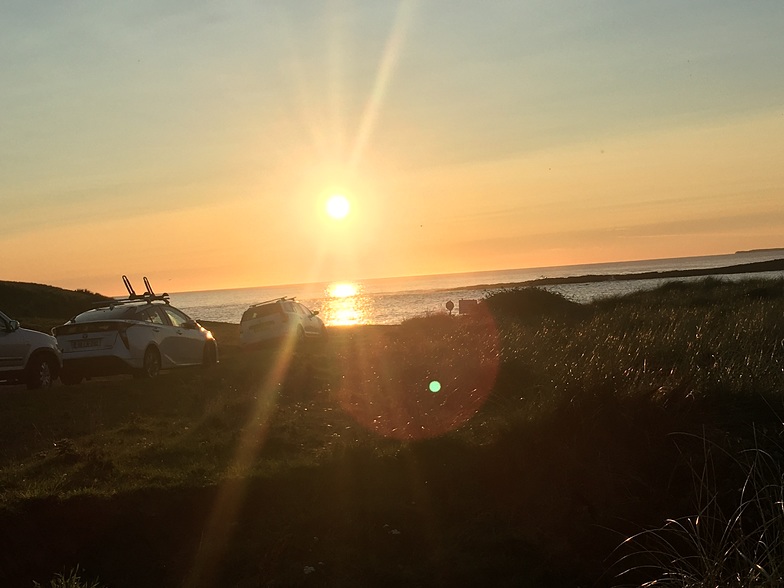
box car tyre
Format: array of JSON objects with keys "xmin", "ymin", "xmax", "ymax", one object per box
[
  {"xmin": 135, "ymin": 346, "xmax": 161, "ymax": 379},
  {"xmin": 26, "ymin": 353, "xmax": 56, "ymax": 390}
]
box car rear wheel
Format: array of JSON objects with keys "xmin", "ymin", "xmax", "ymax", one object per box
[
  {"xmin": 134, "ymin": 346, "xmax": 161, "ymax": 379},
  {"xmin": 26, "ymin": 353, "xmax": 55, "ymax": 389}
]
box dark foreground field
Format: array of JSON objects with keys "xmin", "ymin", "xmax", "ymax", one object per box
[{"xmin": 2, "ymin": 278, "xmax": 784, "ymax": 587}]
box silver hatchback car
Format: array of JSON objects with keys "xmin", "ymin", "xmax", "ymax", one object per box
[{"xmin": 239, "ymin": 297, "xmax": 325, "ymax": 347}]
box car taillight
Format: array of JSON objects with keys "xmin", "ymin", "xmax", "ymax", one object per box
[{"xmin": 117, "ymin": 325, "xmax": 131, "ymax": 349}]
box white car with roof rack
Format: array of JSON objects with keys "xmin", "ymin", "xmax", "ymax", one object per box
[
  {"xmin": 0, "ymin": 310, "xmax": 62, "ymax": 389},
  {"xmin": 53, "ymin": 276, "xmax": 218, "ymax": 384},
  {"xmin": 239, "ymin": 297, "xmax": 325, "ymax": 347}
]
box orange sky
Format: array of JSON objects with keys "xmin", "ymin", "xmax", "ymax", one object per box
[{"xmin": 3, "ymin": 2, "xmax": 783, "ymax": 295}]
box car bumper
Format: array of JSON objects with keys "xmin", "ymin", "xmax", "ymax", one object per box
[{"xmin": 61, "ymin": 355, "xmax": 138, "ymax": 376}]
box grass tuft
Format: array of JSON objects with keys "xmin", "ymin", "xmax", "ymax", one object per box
[
  {"xmin": 614, "ymin": 434, "xmax": 784, "ymax": 587},
  {"xmin": 34, "ymin": 565, "xmax": 104, "ymax": 588}
]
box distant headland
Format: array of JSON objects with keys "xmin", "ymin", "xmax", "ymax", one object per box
[
  {"xmin": 735, "ymin": 247, "xmax": 784, "ymax": 254},
  {"xmin": 450, "ymin": 257, "xmax": 784, "ymax": 292}
]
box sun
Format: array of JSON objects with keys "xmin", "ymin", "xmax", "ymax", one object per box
[{"xmin": 326, "ymin": 194, "xmax": 351, "ymax": 220}]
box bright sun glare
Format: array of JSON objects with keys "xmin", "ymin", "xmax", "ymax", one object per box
[
  {"xmin": 329, "ymin": 282, "xmax": 358, "ymax": 298},
  {"xmin": 326, "ymin": 194, "xmax": 351, "ymax": 219}
]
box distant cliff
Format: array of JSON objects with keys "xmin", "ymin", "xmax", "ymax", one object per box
[
  {"xmin": 525, "ymin": 258, "xmax": 784, "ymax": 286},
  {"xmin": 448, "ymin": 258, "xmax": 784, "ymax": 292},
  {"xmin": 735, "ymin": 247, "xmax": 784, "ymax": 254}
]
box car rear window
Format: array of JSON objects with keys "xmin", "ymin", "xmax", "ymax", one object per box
[
  {"xmin": 241, "ymin": 303, "xmax": 281, "ymax": 322},
  {"xmin": 73, "ymin": 305, "xmax": 137, "ymax": 322}
]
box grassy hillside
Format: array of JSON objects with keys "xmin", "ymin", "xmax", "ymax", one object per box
[
  {"xmin": 1, "ymin": 278, "xmax": 784, "ymax": 587},
  {"xmin": 0, "ymin": 281, "xmax": 111, "ymax": 331}
]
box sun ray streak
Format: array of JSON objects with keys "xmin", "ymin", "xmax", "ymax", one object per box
[
  {"xmin": 328, "ymin": 0, "xmax": 348, "ymax": 156},
  {"xmin": 272, "ymin": 5, "xmax": 331, "ymax": 158},
  {"xmin": 348, "ymin": 0, "xmax": 416, "ymax": 170},
  {"xmin": 184, "ymin": 336, "xmax": 300, "ymax": 588}
]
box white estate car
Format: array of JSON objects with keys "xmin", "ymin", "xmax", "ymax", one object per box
[
  {"xmin": 239, "ymin": 297, "xmax": 325, "ymax": 347},
  {"xmin": 0, "ymin": 310, "xmax": 62, "ymax": 389},
  {"xmin": 53, "ymin": 292, "xmax": 218, "ymax": 384}
]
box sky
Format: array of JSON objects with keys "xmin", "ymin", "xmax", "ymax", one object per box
[{"xmin": 3, "ymin": 1, "xmax": 784, "ymax": 295}]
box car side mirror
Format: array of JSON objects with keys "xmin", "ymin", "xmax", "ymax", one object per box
[
  {"xmin": 8, "ymin": 320, "xmax": 20, "ymax": 332},
  {"xmin": 183, "ymin": 320, "xmax": 198, "ymax": 330},
  {"xmin": 312, "ymin": 310, "xmax": 319, "ymax": 316}
]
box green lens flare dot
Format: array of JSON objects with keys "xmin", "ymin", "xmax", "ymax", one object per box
[{"xmin": 429, "ymin": 381, "xmax": 442, "ymax": 393}]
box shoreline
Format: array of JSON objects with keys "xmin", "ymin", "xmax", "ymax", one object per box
[
  {"xmin": 446, "ymin": 257, "xmax": 784, "ymax": 292},
  {"xmin": 199, "ymin": 258, "xmax": 784, "ymax": 329}
]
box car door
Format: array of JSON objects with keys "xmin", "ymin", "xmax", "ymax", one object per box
[
  {"xmin": 0, "ymin": 313, "xmax": 28, "ymax": 372},
  {"xmin": 162, "ymin": 307, "xmax": 204, "ymax": 365}
]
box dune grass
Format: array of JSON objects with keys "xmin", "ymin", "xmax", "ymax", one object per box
[
  {"xmin": 33, "ymin": 565, "xmax": 105, "ymax": 588},
  {"xmin": 613, "ymin": 437, "xmax": 784, "ymax": 587},
  {"xmin": 2, "ymin": 277, "xmax": 784, "ymax": 587}
]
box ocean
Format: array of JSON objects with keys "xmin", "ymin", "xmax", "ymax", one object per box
[{"xmin": 170, "ymin": 251, "xmax": 784, "ymax": 326}]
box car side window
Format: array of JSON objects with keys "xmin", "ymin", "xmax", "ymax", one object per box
[
  {"xmin": 282, "ymin": 301, "xmax": 295, "ymax": 313},
  {"xmin": 138, "ymin": 307, "xmax": 164, "ymax": 325},
  {"xmin": 163, "ymin": 307, "xmax": 190, "ymax": 328},
  {"xmin": 297, "ymin": 304, "xmax": 309, "ymax": 316}
]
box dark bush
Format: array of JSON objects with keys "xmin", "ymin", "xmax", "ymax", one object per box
[
  {"xmin": 0, "ymin": 280, "xmax": 111, "ymax": 320},
  {"xmin": 482, "ymin": 287, "xmax": 590, "ymax": 323}
]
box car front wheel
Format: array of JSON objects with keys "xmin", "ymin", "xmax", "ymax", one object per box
[
  {"xmin": 26, "ymin": 353, "xmax": 56, "ymax": 389},
  {"xmin": 135, "ymin": 346, "xmax": 161, "ymax": 379}
]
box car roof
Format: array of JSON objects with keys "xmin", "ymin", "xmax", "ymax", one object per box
[
  {"xmin": 72, "ymin": 301, "xmax": 171, "ymax": 322},
  {"xmin": 249, "ymin": 297, "xmax": 294, "ymax": 308}
]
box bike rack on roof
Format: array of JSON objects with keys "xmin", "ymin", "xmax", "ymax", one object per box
[
  {"xmin": 249, "ymin": 296, "xmax": 294, "ymax": 308},
  {"xmin": 96, "ymin": 275, "xmax": 171, "ymax": 309}
]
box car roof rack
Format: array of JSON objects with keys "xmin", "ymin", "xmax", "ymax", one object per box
[
  {"xmin": 93, "ymin": 276, "xmax": 171, "ymax": 309},
  {"xmin": 249, "ymin": 296, "xmax": 294, "ymax": 308}
]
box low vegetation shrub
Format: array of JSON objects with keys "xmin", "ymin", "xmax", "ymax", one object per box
[{"xmin": 482, "ymin": 286, "xmax": 590, "ymax": 323}]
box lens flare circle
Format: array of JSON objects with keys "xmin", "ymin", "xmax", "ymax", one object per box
[{"xmin": 335, "ymin": 309, "xmax": 500, "ymax": 441}]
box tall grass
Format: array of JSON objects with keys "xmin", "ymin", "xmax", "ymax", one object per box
[
  {"xmin": 614, "ymin": 436, "xmax": 784, "ymax": 587},
  {"xmin": 479, "ymin": 280, "xmax": 784, "ymax": 585},
  {"xmin": 483, "ymin": 279, "xmax": 784, "ymax": 414},
  {"xmin": 34, "ymin": 566, "xmax": 104, "ymax": 588}
]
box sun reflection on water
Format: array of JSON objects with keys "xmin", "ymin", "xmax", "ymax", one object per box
[{"xmin": 322, "ymin": 282, "xmax": 370, "ymax": 326}]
